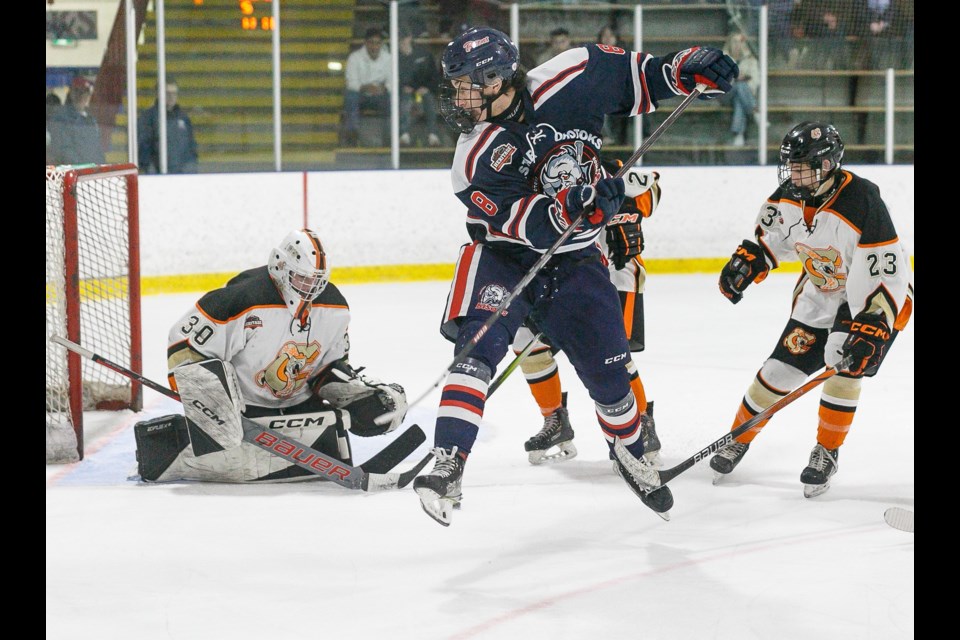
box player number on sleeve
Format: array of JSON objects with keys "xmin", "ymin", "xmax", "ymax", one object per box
[
  {"xmin": 867, "ymin": 252, "xmax": 898, "ymax": 277},
  {"xmin": 179, "ymin": 315, "xmax": 215, "ymax": 345},
  {"xmin": 759, "ymin": 205, "xmax": 778, "ymax": 227},
  {"xmin": 470, "ymin": 190, "xmax": 499, "ymax": 217}
]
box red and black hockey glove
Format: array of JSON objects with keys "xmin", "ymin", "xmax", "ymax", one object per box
[
  {"xmin": 555, "ymin": 177, "xmax": 626, "ymax": 231},
  {"xmin": 840, "ymin": 312, "xmax": 891, "ymax": 377},
  {"xmin": 669, "ymin": 46, "xmax": 739, "ymax": 99},
  {"xmin": 718, "ymin": 239, "xmax": 769, "ymax": 304}
]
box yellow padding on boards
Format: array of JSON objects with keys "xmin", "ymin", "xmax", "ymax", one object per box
[{"xmin": 139, "ymin": 257, "xmax": 915, "ymax": 296}]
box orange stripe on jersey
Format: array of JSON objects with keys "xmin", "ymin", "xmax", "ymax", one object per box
[
  {"xmin": 859, "ymin": 237, "xmax": 900, "ymax": 249},
  {"xmin": 894, "ymin": 295, "xmax": 913, "ymax": 331}
]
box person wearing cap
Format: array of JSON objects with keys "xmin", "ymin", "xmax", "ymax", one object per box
[
  {"xmin": 138, "ymin": 78, "xmax": 199, "ymax": 174},
  {"xmin": 47, "ymin": 76, "xmax": 106, "ymax": 166}
]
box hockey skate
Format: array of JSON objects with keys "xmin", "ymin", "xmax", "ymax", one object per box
[
  {"xmin": 800, "ymin": 443, "xmax": 839, "ymax": 498},
  {"xmin": 524, "ymin": 392, "xmax": 577, "ymax": 465},
  {"xmin": 709, "ymin": 440, "xmax": 750, "ymax": 485},
  {"xmin": 639, "ymin": 401, "xmax": 662, "ymax": 468},
  {"xmin": 612, "ymin": 437, "xmax": 673, "ymax": 520},
  {"xmin": 413, "ymin": 446, "xmax": 465, "ymax": 527}
]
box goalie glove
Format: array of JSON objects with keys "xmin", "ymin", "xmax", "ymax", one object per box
[{"xmin": 312, "ymin": 360, "xmax": 408, "ymax": 436}]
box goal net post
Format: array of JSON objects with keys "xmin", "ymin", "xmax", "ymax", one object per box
[{"xmin": 46, "ymin": 163, "xmax": 143, "ymax": 463}]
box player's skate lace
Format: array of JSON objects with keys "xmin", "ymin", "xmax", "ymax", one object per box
[
  {"xmin": 710, "ymin": 441, "xmax": 750, "ymax": 476},
  {"xmin": 800, "ymin": 444, "xmax": 838, "ymax": 498},
  {"xmin": 414, "ymin": 446, "xmax": 465, "ymax": 526},
  {"xmin": 524, "ymin": 401, "xmax": 577, "ymax": 465}
]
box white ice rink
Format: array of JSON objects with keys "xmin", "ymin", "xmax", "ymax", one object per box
[{"xmin": 46, "ymin": 273, "xmax": 914, "ymax": 640}]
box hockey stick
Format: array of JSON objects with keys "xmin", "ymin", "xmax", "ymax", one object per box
[
  {"xmin": 49, "ymin": 334, "xmax": 426, "ymax": 491},
  {"xmin": 614, "ymin": 356, "xmax": 853, "ymax": 489},
  {"xmin": 385, "ymin": 83, "xmax": 708, "ymax": 424},
  {"xmin": 883, "ymin": 507, "xmax": 914, "ymax": 533},
  {"xmin": 487, "ymin": 331, "xmax": 544, "ymax": 397}
]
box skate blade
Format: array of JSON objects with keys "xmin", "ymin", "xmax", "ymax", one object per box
[
  {"xmin": 528, "ymin": 442, "xmax": 578, "ymax": 466},
  {"xmin": 415, "ymin": 487, "xmax": 459, "ymax": 526},
  {"xmin": 654, "ymin": 510, "xmax": 671, "ymax": 522},
  {"xmin": 803, "ymin": 481, "xmax": 831, "ymax": 498},
  {"xmin": 712, "ymin": 471, "xmax": 727, "ymax": 486}
]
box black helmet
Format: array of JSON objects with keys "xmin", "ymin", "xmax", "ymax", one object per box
[
  {"xmin": 438, "ymin": 27, "xmax": 520, "ymax": 134},
  {"xmin": 777, "ymin": 121, "xmax": 844, "ymax": 200}
]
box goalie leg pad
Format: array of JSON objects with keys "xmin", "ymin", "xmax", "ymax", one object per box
[
  {"xmin": 173, "ymin": 359, "xmax": 245, "ymax": 454},
  {"xmin": 134, "ymin": 414, "xmax": 190, "ymax": 482}
]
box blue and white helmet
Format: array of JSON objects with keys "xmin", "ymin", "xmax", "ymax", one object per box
[
  {"xmin": 441, "ymin": 27, "xmax": 519, "ymax": 86},
  {"xmin": 439, "ymin": 27, "xmax": 520, "ymax": 133}
]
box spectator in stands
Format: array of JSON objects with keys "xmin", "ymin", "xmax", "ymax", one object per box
[
  {"xmin": 398, "ymin": 24, "xmax": 442, "ymax": 147},
  {"xmin": 46, "ymin": 92, "xmax": 62, "ymax": 165},
  {"xmin": 537, "ymin": 27, "xmax": 574, "ymax": 66},
  {"xmin": 47, "ymin": 76, "xmax": 106, "ymax": 166},
  {"xmin": 722, "ymin": 32, "xmax": 760, "ymax": 147},
  {"xmin": 597, "ymin": 25, "xmax": 629, "ymax": 145},
  {"xmin": 342, "ymin": 27, "xmax": 392, "ymax": 147},
  {"xmin": 138, "ymin": 78, "xmax": 199, "ymax": 174}
]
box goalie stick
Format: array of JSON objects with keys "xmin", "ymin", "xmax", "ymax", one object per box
[
  {"xmin": 49, "ymin": 335, "xmax": 426, "ymax": 491},
  {"xmin": 380, "ymin": 83, "xmax": 709, "ymax": 426},
  {"xmin": 614, "ymin": 357, "xmax": 853, "ymax": 490},
  {"xmin": 883, "ymin": 507, "xmax": 914, "ymax": 533}
]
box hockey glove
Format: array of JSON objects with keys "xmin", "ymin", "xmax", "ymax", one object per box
[
  {"xmin": 668, "ymin": 46, "xmax": 739, "ymax": 99},
  {"xmin": 840, "ymin": 312, "xmax": 891, "ymax": 378},
  {"xmin": 554, "ymin": 177, "xmax": 626, "ymax": 233},
  {"xmin": 606, "ymin": 222, "xmax": 644, "ymax": 270},
  {"xmin": 718, "ymin": 239, "xmax": 770, "ymax": 304}
]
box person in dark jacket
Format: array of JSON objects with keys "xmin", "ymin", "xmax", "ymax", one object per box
[
  {"xmin": 47, "ymin": 76, "xmax": 106, "ymax": 166},
  {"xmin": 138, "ymin": 78, "xmax": 199, "ymax": 174}
]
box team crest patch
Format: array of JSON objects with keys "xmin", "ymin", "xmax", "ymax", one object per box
[
  {"xmin": 244, "ymin": 315, "xmax": 263, "ymax": 331},
  {"xmin": 490, "ymin": 143, "xmax": 516, "ymax": 172},
  {"xmin": 783, "ymin": 327, "xmax": 817, "ymax": 355},
  {"xmin": 797, "ymin": 243, "xmax": 846, "ymax": 292},
  {"xmin": 476, "ymin": 284, "xmax": 508, "ymax": 313},
  {"xmin": 463, "ymin": 36, "xmax": 490, "ymax": 52}
]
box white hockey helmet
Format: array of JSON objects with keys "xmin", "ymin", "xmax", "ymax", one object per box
[{"xmin": 268, "ymin": 229, "xmax": 329, "ymax": 314}]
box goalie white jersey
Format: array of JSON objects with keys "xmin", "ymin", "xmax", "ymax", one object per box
[
  {"xmin": 167, "ymin": 266, "xmax": 351, "ymax": 410},
  {"xmin": 753, "ymin": 170, "xmax": 913, "ymax": 329}
]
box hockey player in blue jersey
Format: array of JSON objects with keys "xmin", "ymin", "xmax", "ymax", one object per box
[{"xmin": 412, "ymin": 27, "xmax": 738, "ymax": 526}]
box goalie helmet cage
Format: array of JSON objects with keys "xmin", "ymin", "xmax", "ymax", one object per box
[{"xmin": 46, "ymin": 164, "xmax": 143, "ymax": 463}]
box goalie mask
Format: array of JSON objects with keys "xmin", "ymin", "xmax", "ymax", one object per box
[
  {"xmin": 777, "ymin": 121, "xmax": 844, "ymax": 202},
  {"xmin": 438, "ymin": 27, "xmax": 520, "ymax": 134},
  {"xmin": 268, "ymin": 229, "xmax": 329, "ymax": 318}
]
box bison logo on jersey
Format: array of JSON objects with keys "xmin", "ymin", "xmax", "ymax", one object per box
[
  {"xmin": 538, "ymin": 140, "xmax": 599, "ymax": 198},
  {"xmin": 783, "ymin": 327, "xmax": 817, "ymax": 355},
  {"xmin": 796, "ymin": 243, "xmax": 846, "ymax": 292},
  {"xmin": 476, "ymin": 284, "xmax": 508, "ymax": 313},
  {"xmin": 255, "ymin": 340, "xmax": 321, "ymax": 398}
]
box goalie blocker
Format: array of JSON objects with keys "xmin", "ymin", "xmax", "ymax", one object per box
[{"xmin": 135, "ymin": 358, "xmax": 407, "ymax": 483}]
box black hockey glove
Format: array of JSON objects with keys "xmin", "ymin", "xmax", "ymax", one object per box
[
  {"xmin": 606, "ymin": 222, "xmax": 644, "ymax": 270},
  {"xmin": 840, "ymin": 312, "xmax": 891, "ymax": 378},
  {"xmin": 669, "ymin": 46, "xmax": 739, "ymax": 100},
  {"xmin": 555, "ymin": 177, "xmax": 626, "ymax": 231},
  {"xmin": 718, "ymin": 239, "xmax": 769, "ymax": 304}
]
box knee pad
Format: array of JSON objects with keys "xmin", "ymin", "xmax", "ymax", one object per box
[{"xmin": 520, "ymin": 349, "xmax": 557, "ymax": 376}]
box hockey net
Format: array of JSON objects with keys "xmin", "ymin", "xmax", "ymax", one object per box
[{"xmin": 46, "ymin": 164, "xmax": 143, "ymax": 463}]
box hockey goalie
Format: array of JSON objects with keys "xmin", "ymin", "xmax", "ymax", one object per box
[{"xmin": 134, "ymin": 229, "xmax": 408, "ymax": 483}]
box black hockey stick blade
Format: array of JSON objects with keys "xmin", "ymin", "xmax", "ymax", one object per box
[
  {"xmin": 363, "ymin": 451, "xmax": 434, "ymax": 492},
  {"xmin": 359, "ymin": 424, "xmax": 426, "ymax": 474}
]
